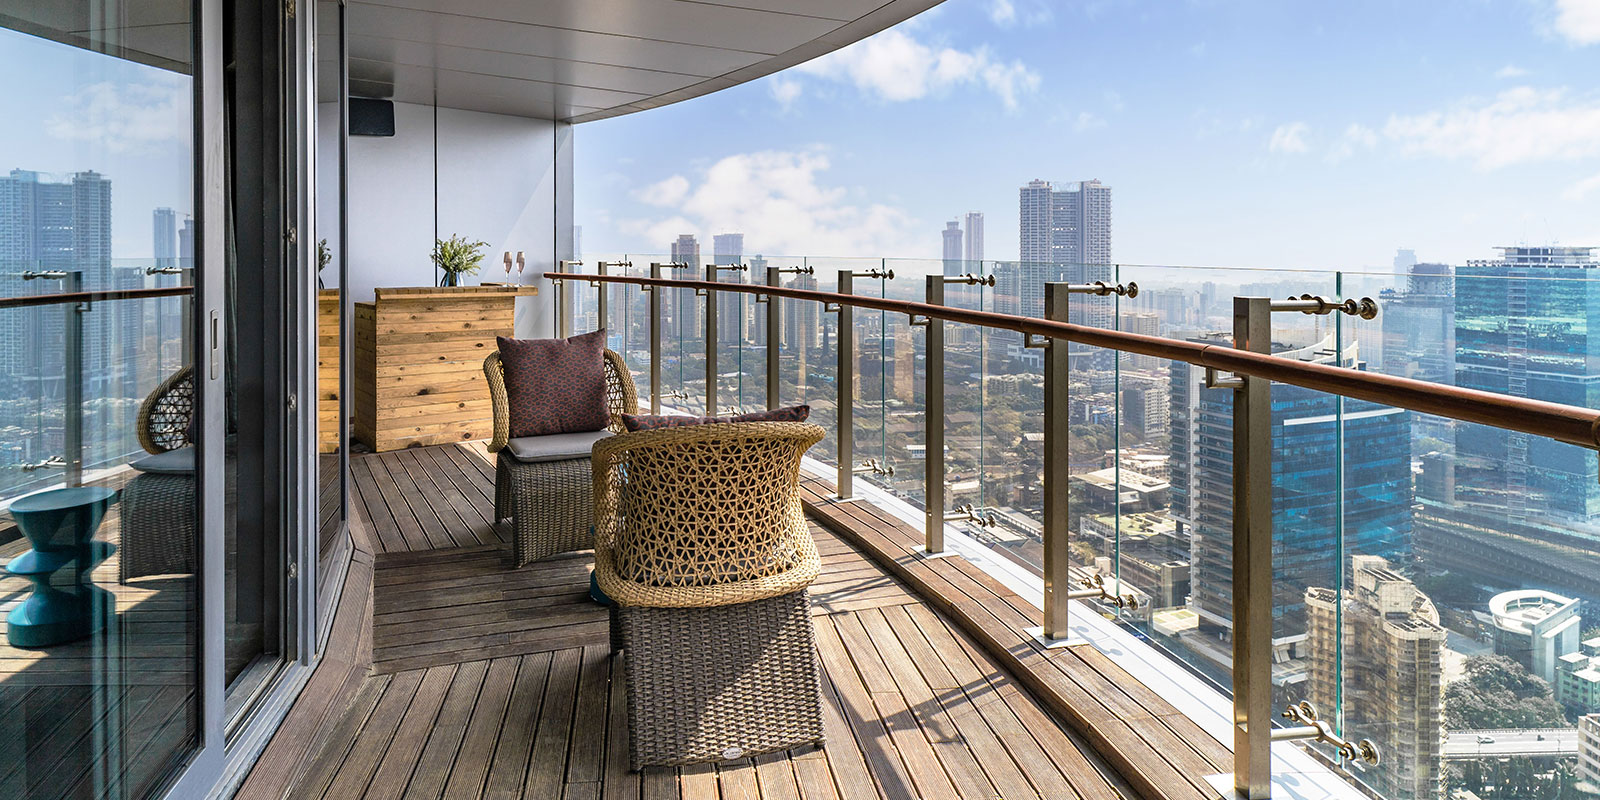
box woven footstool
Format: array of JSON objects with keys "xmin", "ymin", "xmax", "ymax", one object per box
[
  {"xmin": 591, "ymin": 421, "xmax": 829, "ymax": 771},
  {"xmin": 614, "ymin": 588, "xmax": 822, "ymax": 769},
  {"xmin": 494, "ymin": 453, "xmax": 593, "ymax": 567},
  {"xmin": 120, "ymin": 448, "xmax": 198, "ymax": 583}
]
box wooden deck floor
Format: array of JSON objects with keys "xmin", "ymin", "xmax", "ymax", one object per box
[{"xmin": 288, "ymin": 445, "xmax": 1134, "ymax": 800}]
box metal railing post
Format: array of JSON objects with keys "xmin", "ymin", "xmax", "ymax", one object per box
[
  {"xmin": 596, "ymin": 260, "xmax": 608, "ymax": 332},
  {"xmin": 64, "ymin": 271, "xmax": 84, "ymax": 486},
  {"xmin": 648, "ymin": 262, "xmax": 663, "ymax": 413},
  {"xmin": 1232, "ymin": 295, "xmax": 1273, "ymax": 800},
  {"xmin": 1042, "ymin": 281, "xmax": 1071, "ymax": 641},
  {"xmin": 705, "ymin": 263, "xmax": 718, "ymax": 416},
  {"xmin": 556, "ymin": 259, "xmax": 581, "ymax": 338},
  {"xmin": 924, "ymin": 274, "xmax": 945, "ymax": 554},
  {"xmin": 766, "ymin": 267, "xmax": 781, "ymax": 409},
  {"xmin": 836, "ymin": 269, "xmax": 854, "ymax": 498}
]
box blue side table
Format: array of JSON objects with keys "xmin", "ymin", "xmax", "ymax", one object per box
[{"xmin": 6, "ymin": 486, "xmax": 118, "ymax": 648}]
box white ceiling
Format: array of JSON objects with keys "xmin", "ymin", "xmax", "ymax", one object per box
[{"xmin": 319, "ymin": 0, "xmax": 944, "ymax": 123}]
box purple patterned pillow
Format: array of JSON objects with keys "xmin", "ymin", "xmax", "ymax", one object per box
[
  {"xmin": 621, "ymin": 404, "xmax": 810, "ymax": 432},
  {"xmin": 497, "ymin": 330, "xmax": 610, "ymax": 437}
]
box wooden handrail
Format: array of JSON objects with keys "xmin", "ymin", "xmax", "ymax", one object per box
[
  {"xmin": 547, "ymin": 271, "xmax": 1600, "ymax": 451},
  {"xmin": 0, "ymin": 285, "xmax": 194, "ymax": 310}
]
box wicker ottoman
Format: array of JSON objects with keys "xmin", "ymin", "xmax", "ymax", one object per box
[
  {"xmin": 495, "ymin": 453, "xmax": 593, "ymax": 567},
  {"xmin": 614, "ymin": 588, "xmax": 823, "ymax": 769},
  {"xmin": 120, "ymin": 472, "xmax": 197, "ymax": 583}
]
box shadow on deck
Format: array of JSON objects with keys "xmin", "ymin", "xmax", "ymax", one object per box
[{"xmin": 239, "ymin": 444, "xmax": 1147, "ymax": 800}]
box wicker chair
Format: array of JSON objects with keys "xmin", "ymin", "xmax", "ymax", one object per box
[
  {"xmin": 484, "ymin": 349, "xmax": 637, "ymax": 567},
  {"xmin": 121, "ymin": 366, "xmax": 197, "ymax": 583},
  {"xmin": 592, "ymin": 421, "xmax": 827, "ymax": 770}
]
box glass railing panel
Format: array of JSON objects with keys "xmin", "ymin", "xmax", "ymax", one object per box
[
  {"xmin": 1105, "ymin": 264, "xmax": 1347, "ymax": 710},
  {"xmin": 934, "ymin": 273, "xmax": 985, "ymax": 524},
  {"xmin": 1, "ymin": 254, "xmax": 199, "ymax": 797},
  {"xmin": 875, "ymin": 261, "xmax": 935, "ymax": 507},
  {"xmin": 1340, "ymin": 263, "xmax": 1600, "ymax": 800},
  {"xmin": 797, "ymin": 260, "xmax": 854, "ymax": 475},
  {"xmin": 707, "ymin": 260, "xmax": 750, "ymax": 415}
]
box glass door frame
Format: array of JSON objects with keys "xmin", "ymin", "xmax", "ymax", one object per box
[{"xmin": 163, "ymin": 0, "xmax": 322, "ymax": 793}]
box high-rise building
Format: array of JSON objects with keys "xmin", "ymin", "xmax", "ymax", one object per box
[
  {"xmin": 1120, "ymin": 381, "xmax": 1169, "ymax": 440},
  {"xmin": 154, "ymin": 207, "xmax": 177, "ymax": 267},
  {"xmin": 1581, "ymin": 715, "xmax": 1600, "ymax": 787},
  {"xmin": 712, "ymin": 233, "xmax": 742, "ymax": 265},
  {"xmin": 784, "ymin": 272, "xmax": 820, "ymax": 354},
  {"xmin": 1017, "ymin": 178, "xmax": 1113, "ymax": 329},
  {"xmin": 711, "ymin": 233, "xmax": 746, "ymax": 343},
  {"xmin": 963, "ymin": 211, "xmax": 984, "ymax": 264},
  {"xmin": 942, "ymin": 220, "xmax": 963, "ymax": 277},
  {"xmin": 1118, "ymin": 310, "xmax": 1159, "ymax": 369},
  {"xmin": 1453, "ymin": 246, "xmax": 1600, "ymax": 538},
  {"xmin": 1395, "ymin": 248, "xmax": 1418, "ymax": 279},
  {"xmin": 670, "ymin": 233, "xmax": 703, "ymax": 338},
  {"xmin": 749, "ymin": 255, "xmax": 770, "ymax": 346},
  {"xmin": 1306, "ymin": 556, "xmax": 1444, "ymax": 800},
  {"xmin": 179, "ymin": 216, "xmax": 195, "ymax": 265},
  {"xmin": 1185, "ymin": 335, "xmax": 1413, "ymax": 640},
  {"xmin": 0, "ymin": 169, "xmax": 115, "ymax": 469}
]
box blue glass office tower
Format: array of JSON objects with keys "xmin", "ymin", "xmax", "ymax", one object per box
[
  {"xmin": 1186, "ymin": 338, "xmax": 1414, "ymax": 641},
  {"xmin": 1454, "ymin": 247, "xmax": 1600, "ymax": 530}
]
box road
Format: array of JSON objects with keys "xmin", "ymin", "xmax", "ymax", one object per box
[{"xmin": 1442, "ymin": 729, "xmax": 1579, "ymax": 760}]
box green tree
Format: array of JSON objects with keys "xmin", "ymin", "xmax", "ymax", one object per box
[{"xmin": 1445, "ymin": 655, "xmax": 1568, "ymax": 729}]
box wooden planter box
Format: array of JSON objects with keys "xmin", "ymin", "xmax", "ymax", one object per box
[
  {"xmin": 317, "ymin": 289, "xmax": 341, "ymax": 453},
  {"xmin": 353, "ymin": 285, "xmax": 538, "ymax": 452}
]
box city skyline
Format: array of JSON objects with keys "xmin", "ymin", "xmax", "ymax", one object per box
[{"xmin": 575, "ymin": 0, "xmax": 1600, "ymax": 272}]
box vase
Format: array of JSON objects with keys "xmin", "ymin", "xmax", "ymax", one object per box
[{"xmin": 440, "ymin": 272, "xmax": 459, "ymax": 287}]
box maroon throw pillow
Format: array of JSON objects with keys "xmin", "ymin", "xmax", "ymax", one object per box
[
  {"xmin": 497, "ymin": 330, "xmax": 610, "ymax": 437},
  {"xmin": 621, "ymin": 404, "xmax": 810, "ymax": 432}
]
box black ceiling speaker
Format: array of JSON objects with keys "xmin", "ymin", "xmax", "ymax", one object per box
[{"xmin": 350, "ymin": 98, "xmax": 395, "ymax": 137}]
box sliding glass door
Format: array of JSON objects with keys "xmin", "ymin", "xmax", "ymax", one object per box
[
  {"xmin": 0, "ymin": 0, "xmax": 320, "ymax": 796},
  {"xmin": 0, "ymin": 3, "xmax": 204, "ymax": 797}
]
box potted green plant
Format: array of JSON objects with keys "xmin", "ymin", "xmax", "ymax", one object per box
[
  {"xmin": 316, "ymin": 238, "xmax": 331, "ymax": 288},
  {"xmin": 432, "ymin": 234, "xmax": 488, "ymax": 287}
]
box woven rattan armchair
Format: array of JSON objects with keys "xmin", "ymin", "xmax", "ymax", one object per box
[
  {"xmin": 592, "ymin": 421, "xmax": 827, "ymax": 770},
  {"xmin": 484, "ymin": 348, "xmax": 637, "ymax": 567},
  {"xmin": 122, "ymin": 366, "xmax": 197, "ymax": 583}
]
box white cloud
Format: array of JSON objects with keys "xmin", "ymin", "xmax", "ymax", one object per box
[
  {"xmin": 1384, "ymin": 86, "xmax": 1600, "ymax": 168},
  {"xmin": 1563, "ymin": 170, "xmax": 1600, "ymax": 200},
  {"xmin": 45, "ymin": 76, "xmax": 190, "ymax": 153},
  {"xmin": 769, "ymin": 77, "xmax": 802, "ymax": 110},
  {"xmin": 623, "ymin": 149, "xmax": 923, "ymax": 258},
  {"xmin": 1496, "ymin": 64, "xmax": 1531, "ymax": 78},
  {"xmin": 1073, "ymin": 111, "xmax": 1107, "ymax": 131},
  {"xmin": 1268, "ymin": 122, "xmax": 1310, "ymax": 154},
  {"xmin": 1326, "ymin": 123, "xmax": 1378, "ymax": 162},
  {"xmin": 989, "ymin": 0, "xmax": 1016, "ymax": 26},
  {"xmin": 794, "ymin": 28, "xmax": 1040, "ymax": 111},
  {"xmin": 1554, "ymin": 0, "xmax": 1600, "ymax": 45},
  {"xmin": 635, "ymin": 175, "xmax": 689, "ymax": 206}
]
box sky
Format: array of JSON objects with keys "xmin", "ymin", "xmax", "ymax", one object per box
[
  {"xmin": 0, "ymin": 26, "xmax": 193, "ymax": 262},
  {"xmin": 574, "ymin": 0, "xmax": 1600, "ymax": 273}
]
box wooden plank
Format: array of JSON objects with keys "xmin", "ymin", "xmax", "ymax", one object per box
[
  {"xmin": 602, "ymin": 653, "xmax": 641, "ymax": 800},
  {"xmin": 361, "ymin": 665, "xmax": 458, "ymax": 799},
  {"xmin": 679, "ymin": 762, "xmax": 719, "ymax": 799},
  {"xmin": 481, "ymin": 652, "xmax": 551, "ymax": 799},
  {"xmin": 811, "ymin": 618, "xmax": 918, "ymax": 800},
  {"xmin": 292, "ymin": 674, "xmax": 392, "ymax": 799},
  {"xmin": 441, "ymin": 656, "xmax": 521, "ymax": 798},
  {"xmin": 322, "ymin": 670, "xmax": 425, "ymax": 799},
  {"xmin": 716, "ymin": 758, "xmax": 761, "ymax": 799},
  {"xmin": 524, "ymin": 647, "xmax": 582, "ymax": 799},
  {"xmin": 566, "ymin": 645, "xmax": 611, "ymax": 784},
  {"xmin": 405, "ymin": 659, "xmax": 490, "ymax": 799}
]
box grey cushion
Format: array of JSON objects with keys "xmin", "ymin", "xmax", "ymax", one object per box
[
  {"xmin": 131, "ymin": 446, "xmax": 195, "ymax": 475},
  {"xmin": 505, "ymin": 429, "xmax": 613, "ymax": 463}
]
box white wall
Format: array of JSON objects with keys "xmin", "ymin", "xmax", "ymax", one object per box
[{"xmin": 315, "ymin": 101, "xmax": 572, "ymax": 337}]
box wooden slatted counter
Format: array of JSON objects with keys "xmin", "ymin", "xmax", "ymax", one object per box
[{"xmin": 353, "ymin": 285, "xmax": 538, "ymax": 452}]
